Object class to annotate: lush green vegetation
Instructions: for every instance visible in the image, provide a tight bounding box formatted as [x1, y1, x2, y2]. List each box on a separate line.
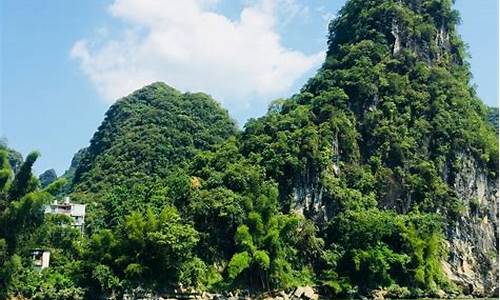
[70, 83, 237, 232]
[0, 140, 24, 174]
[1, 0, 498, 299]
[0, 147, 85, 299]
[72, 82, 236, 198]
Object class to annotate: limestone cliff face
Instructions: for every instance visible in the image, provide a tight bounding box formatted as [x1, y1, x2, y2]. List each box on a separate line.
[290, 150, 498, 297]
[444, 153, 498, 296]
[288, 0, 499, 295]
[291, 174, 326, 222]
[245, 0, 498, 295]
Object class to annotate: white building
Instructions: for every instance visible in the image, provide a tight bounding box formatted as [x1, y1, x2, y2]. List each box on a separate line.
[31, 249, 50, 270]
[44, 197, 86, 233]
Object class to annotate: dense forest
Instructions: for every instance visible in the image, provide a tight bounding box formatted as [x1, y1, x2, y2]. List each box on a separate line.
[0, 0, 498, 299]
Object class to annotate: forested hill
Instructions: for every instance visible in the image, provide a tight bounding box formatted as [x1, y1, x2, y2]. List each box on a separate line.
[240, 0, 498, 295]
[0, 1, 498, 299]
[71, 82, 236, 197]
[243, 0, 498, 226]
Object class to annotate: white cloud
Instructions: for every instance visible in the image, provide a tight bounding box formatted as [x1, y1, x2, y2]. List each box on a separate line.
[316, 5, 337, 22]
[71, 0, 324, 117]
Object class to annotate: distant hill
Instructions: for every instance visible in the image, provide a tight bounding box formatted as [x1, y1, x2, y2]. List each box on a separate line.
[38, 169, 57, 188]
[0, 140, 23, 174]
[488, 107, 498, 132]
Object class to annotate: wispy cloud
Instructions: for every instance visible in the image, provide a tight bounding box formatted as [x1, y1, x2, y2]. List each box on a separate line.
[70, 0, 323, 117]
[316, 5, 337, 22]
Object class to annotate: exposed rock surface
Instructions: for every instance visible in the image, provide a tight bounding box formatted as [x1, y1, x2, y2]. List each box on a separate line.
[444, 153, 498, 296]
[129, 286, 319, 300]
[290, 151, 498, 297]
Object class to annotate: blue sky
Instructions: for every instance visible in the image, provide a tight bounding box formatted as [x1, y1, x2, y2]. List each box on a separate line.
[1, 0, 498, 175]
